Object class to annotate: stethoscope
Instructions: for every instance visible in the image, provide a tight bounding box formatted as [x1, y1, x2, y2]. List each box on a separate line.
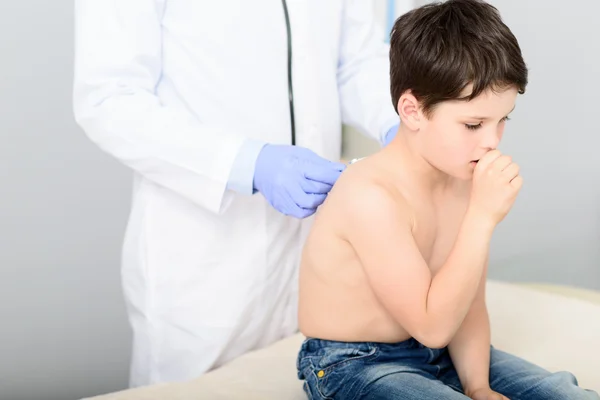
[281, 2, 365, 168]
[281, 0, 296, 146]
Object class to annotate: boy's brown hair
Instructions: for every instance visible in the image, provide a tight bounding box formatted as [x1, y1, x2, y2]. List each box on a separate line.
[389, 0, 528, 117]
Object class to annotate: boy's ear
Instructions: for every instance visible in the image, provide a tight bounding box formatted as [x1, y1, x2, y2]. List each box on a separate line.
[397, 91, 422, 130]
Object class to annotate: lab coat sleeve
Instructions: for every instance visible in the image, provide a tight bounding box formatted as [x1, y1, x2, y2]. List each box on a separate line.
[337, 0, 400, 144]
[73, 1, 245, 214]
[226, 138, 266, 195]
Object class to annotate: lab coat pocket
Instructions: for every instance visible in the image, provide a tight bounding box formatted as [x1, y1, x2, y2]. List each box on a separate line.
[145, 189, 227, 323]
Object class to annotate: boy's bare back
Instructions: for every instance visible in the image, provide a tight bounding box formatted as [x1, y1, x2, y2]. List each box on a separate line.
[298, 148, 471, 344]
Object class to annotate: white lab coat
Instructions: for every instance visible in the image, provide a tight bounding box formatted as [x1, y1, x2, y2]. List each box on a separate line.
[73, 0, 398, 387]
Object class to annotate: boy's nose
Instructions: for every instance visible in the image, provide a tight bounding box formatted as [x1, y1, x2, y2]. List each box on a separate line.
[481, 129, 501, 150]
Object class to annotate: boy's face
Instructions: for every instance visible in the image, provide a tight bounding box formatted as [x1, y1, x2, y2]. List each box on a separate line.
[418, 85, 518, 180]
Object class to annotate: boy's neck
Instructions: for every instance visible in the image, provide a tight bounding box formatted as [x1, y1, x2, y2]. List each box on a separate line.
[383, 126, 453, 191]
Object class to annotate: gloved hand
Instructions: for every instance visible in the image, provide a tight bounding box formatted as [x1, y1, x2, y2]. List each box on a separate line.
[253, 144, 346, 218]
[383, 123, 400, 147]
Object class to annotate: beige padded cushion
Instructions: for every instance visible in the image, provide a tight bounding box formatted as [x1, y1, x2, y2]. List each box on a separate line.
[85, 280, 600, 399]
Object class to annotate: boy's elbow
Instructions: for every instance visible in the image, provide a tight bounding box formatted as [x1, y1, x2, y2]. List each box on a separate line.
[418, 332, 452, 349]
[410, 324, 454, 349]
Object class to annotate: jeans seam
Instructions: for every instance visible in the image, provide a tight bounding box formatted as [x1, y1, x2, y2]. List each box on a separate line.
[428, 348, 435, 363]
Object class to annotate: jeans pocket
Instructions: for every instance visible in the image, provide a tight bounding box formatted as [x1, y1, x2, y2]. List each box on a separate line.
[314, 344, 379, 399]
[317, 344, 378, 372]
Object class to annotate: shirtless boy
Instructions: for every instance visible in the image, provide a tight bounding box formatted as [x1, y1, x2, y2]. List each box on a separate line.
[296, 1, 598, 399]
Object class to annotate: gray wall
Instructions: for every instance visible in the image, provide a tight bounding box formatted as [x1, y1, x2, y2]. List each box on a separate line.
[482, 0, 600, 290]
[0, 1, 598, 400]
[1, 1, 132, 399]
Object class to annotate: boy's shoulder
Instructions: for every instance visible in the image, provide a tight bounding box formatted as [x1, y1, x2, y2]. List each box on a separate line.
[327, 157, 414, 228]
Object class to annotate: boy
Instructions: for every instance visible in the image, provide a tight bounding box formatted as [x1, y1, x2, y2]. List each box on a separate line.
[296, 0, 599, 399]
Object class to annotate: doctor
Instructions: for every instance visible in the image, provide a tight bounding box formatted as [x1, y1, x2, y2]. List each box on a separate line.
[73, 0, 400, 388]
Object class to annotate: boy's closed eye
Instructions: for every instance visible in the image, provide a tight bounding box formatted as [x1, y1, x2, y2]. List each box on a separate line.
[465, 115, 511, 131]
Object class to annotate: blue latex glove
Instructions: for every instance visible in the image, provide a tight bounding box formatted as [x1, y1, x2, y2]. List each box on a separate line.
[383, 123, 400, 147]
[253, 144, 346, 218]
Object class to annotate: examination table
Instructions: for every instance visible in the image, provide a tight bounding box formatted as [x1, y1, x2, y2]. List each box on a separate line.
[85, 280, 600, 399]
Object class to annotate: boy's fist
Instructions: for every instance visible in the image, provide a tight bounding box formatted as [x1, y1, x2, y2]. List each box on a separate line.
[469, 150, 523, 226]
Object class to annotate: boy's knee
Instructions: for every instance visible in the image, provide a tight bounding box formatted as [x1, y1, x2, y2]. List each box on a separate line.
[540, 371, 599, 399]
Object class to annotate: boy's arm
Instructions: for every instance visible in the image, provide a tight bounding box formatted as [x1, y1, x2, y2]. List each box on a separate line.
[344, 183, 494, 348]
[447, 260, 491, 395]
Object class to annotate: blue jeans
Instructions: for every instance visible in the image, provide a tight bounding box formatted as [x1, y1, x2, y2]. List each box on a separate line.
[296, 337, 599, 399]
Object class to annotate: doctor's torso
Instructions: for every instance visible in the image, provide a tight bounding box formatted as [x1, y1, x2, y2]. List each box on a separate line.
[156, 0, 346, 155]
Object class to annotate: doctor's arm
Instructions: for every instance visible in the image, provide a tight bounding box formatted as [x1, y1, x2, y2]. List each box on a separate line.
[337, 0, 400, 145]
[73, 1, 259, 214]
